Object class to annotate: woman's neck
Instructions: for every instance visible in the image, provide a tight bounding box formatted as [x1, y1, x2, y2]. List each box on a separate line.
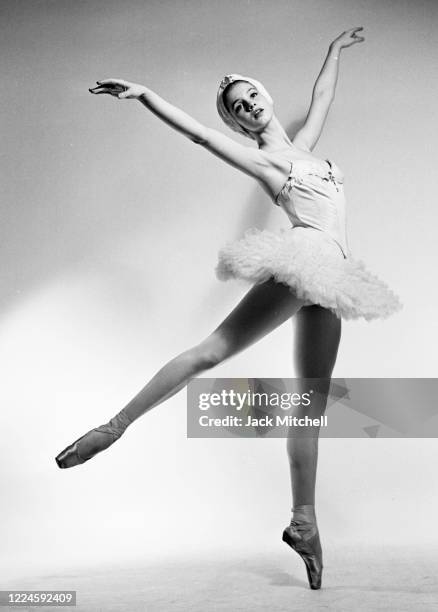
[254, 115, 294, 152]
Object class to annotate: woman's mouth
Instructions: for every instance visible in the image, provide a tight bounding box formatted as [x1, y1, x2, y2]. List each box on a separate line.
[253, 108, 264, 119]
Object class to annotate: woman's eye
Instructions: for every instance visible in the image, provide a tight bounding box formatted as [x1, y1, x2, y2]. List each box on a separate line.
[235, 105, 242, 113]
[250, 92, 257, 97]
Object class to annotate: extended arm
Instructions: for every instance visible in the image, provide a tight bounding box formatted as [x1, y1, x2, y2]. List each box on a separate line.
[90, 80, 268, 179]
[292, 27, 365, 152]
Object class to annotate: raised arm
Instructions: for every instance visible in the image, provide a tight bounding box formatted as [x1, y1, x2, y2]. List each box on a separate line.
[292, 27, 365, 152]
[90, 79, 268, 179]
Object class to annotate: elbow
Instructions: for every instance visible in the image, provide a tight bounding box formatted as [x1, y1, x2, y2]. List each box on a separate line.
[191, 126, 209, 146]
[191, 135, 207, 145]
[313, 87, 335, 102]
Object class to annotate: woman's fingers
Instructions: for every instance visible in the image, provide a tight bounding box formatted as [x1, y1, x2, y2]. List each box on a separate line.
[89, 78, 144, 100]
[97, 78, 129, 87]
[89, 86, 107, 92]
[337, 26, 365, 47]
[89, 83, 127, 96]
[343, 26, 364, 41]
[93, 82, 125, 91]
[89, 86, 117, 95]
[348, 26, 363, 35]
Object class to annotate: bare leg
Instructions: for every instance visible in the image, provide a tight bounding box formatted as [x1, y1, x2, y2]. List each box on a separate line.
[56, 278, 306, 467]
[282, 304, 341, 589]
[287, 305, 342, 507]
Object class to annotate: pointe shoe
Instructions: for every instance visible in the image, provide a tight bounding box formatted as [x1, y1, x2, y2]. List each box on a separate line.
[282, 519, 323, 589]
[55, 411, 132, 469]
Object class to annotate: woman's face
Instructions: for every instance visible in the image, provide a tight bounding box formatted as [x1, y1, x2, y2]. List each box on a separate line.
[224, 81, 274, 136]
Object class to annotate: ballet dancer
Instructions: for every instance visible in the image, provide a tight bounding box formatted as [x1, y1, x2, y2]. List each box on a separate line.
[55, 27, 402, 589]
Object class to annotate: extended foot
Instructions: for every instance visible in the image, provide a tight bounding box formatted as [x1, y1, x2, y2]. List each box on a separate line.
[282, 515, 323, 590]
[55, 411, 132, 469]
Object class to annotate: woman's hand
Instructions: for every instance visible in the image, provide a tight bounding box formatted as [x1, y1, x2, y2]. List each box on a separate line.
[89, 79, 147, 100]
[331, 27, 365, 50]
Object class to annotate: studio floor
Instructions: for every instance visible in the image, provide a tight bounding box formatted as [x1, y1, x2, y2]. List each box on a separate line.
[3, 545, 438, 612]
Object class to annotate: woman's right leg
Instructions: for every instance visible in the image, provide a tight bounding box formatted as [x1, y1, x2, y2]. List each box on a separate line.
[56, 277, 306, 468]
[122, 276, 309, 422]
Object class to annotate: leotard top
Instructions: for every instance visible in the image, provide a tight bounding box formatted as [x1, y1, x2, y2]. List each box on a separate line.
[275, 158, 349, 259]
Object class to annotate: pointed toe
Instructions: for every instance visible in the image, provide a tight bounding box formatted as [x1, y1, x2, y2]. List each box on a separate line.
[55, 438, 88, 469]
[54, 412, 132, 469]
[282, 523, 323, 590]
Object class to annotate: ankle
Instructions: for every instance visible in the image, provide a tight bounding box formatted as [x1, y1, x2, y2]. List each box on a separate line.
[106, 409, 133, 435]
[291, 504, 316, 523]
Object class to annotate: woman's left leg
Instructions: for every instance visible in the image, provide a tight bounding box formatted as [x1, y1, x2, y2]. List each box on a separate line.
[283, 304, 341, 589]
[287, 305, 342, 507]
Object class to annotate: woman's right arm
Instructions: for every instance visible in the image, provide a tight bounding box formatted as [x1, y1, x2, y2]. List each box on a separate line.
[90, 79, 268, 179]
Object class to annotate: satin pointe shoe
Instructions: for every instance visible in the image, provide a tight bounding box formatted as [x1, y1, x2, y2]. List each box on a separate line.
[55, 410, 132, 469]
[282, 518, 323, 590]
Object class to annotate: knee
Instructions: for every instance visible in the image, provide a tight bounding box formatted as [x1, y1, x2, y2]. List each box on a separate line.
[190, 333, 231, 370]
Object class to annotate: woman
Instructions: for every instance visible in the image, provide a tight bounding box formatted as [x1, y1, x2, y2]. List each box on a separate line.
[55, 27, 401, 589]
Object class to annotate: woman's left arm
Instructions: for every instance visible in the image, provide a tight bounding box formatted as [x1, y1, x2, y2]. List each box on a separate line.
[292, 27, 365, 152]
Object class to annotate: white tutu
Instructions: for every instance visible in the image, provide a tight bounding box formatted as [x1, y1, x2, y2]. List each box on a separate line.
[215, 226, 402, 321]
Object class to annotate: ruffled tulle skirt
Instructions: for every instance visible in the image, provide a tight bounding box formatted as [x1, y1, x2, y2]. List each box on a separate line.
[215, 226, 402, 321]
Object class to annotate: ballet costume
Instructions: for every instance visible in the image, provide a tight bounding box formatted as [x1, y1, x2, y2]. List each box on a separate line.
[55, 156, 401, 591]
[215, 158, 402, 321]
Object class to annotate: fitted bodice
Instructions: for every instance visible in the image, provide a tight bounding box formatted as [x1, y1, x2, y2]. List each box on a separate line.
[275, 158, 349, 259]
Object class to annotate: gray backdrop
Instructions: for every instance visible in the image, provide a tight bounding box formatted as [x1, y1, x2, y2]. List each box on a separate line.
[0, 0, 437, 581]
